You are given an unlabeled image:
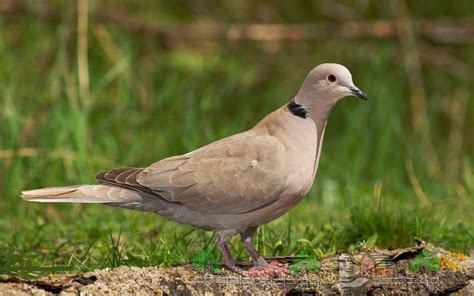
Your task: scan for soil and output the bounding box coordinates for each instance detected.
[0,243,472,295]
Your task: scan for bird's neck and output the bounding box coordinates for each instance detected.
[289,97,334,179]
[253,100,332,185]
[290,97,334,141]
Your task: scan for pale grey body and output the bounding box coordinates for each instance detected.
[22,63,367,272]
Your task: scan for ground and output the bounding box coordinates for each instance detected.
[1,243,472,295]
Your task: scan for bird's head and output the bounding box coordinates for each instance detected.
[297,63,368,103]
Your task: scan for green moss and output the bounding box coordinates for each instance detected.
[409,250,441,273]
[191,249,221,271]
[290,256,321,273]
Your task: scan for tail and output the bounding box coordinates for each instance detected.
[21,185,144,204]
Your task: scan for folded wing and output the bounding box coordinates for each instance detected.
[99,133,288,214]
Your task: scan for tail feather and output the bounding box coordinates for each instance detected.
[21,185,143,203]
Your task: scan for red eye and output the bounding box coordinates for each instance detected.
[327,74,336,82]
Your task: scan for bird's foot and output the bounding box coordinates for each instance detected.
[247,260,289,278]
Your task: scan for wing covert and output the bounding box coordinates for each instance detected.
[137,133,288,214]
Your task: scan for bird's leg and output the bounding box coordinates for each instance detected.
[240,227,268,267]
[240,227,288,278]
[217,239,237,270]
[217,233,246,275]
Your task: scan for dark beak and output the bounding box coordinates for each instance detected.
[349,86,368,101]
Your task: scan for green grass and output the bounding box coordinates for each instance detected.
[0,1,473,277]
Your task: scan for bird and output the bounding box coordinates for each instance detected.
[22,63,367,276]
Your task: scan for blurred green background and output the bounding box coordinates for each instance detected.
[0,0,472,276]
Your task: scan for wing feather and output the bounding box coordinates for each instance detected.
[95,133,288,215]
[137,133,288,214]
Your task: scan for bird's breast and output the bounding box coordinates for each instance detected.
[275,118,319,200]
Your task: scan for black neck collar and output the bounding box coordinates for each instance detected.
[288,99,307,119]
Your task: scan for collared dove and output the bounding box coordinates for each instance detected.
[22,63,367,275]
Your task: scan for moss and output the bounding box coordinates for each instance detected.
[191,249,221,271]
[409,250,441,273]
[290,257,321,273]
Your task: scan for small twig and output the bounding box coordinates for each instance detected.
[77,0,89,105]
[92,24,150,110]
[0,147,119,168]
[405,159,432,209]
[444,91,468,181]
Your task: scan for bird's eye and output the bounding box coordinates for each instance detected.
[327,74,336,83]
